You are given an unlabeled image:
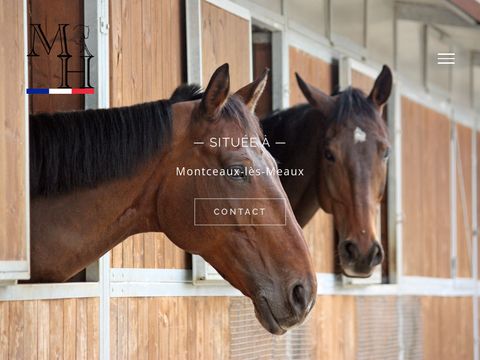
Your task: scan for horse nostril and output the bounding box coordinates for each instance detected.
[340,240,359,263]
[289,283,310,317]
[293,284,305,306]
[369,243,383,267]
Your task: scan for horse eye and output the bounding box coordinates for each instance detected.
[383,147,391,160]
[324,149,335,162]
[227,165,247,181]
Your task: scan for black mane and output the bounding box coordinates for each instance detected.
[30,85,204,198]
[30,83,257,198]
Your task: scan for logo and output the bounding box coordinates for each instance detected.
[27,23,95,95]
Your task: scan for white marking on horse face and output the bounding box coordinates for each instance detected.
[354,127,366,144]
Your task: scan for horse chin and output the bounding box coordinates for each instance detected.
[252,296,287,335]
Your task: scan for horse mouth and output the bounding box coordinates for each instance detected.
[253,296,287,335]
[342,267,373,278]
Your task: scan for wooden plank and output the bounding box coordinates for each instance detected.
[456,124,472,278]
[110,298,119,360]
[312,296,357,359]
[8,301,24,359]
[0,0,27,262]
[167,297,179,360]
[137,298,149,360]
[147,298,159,360]
[48,300,64,359]
[154,235,166,269]
[37,300,50,360]
[133,234,145,269]
[111,245,123,268]
[127,298,139,360]
[5,0,26,260]
[203,297,213,360]
[0,302,8,359]
[143,233,156,268]
[76,298,88,360]
[177,298,188,360]
[63,299,77,360]
[122,236,134,269]
[158,298,169,360]
[87,298,99,360]
[116,298,128,360]
[23,301,38,360]
[186,298,197,360]
[194,298,205,360]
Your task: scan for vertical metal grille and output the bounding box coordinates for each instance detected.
[229,297,313,359]
[356,296,399,360]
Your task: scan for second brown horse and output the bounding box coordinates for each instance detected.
[262,66,393,278]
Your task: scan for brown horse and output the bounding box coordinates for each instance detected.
[261,66,392,277]
[28,64,316,334]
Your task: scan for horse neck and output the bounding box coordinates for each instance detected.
[262,105,323,227]
[29,158,164,283]
[28,100,174,283]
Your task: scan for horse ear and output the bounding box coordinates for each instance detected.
[200,63,230,118]
[234,68,269,113]
[295,73,334,117]
[368,65,393,111]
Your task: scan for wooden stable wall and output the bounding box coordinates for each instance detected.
[288,46,336,273]
[402,97,451,277]
[110,297,229,360]
[422,296,473,360]
[0,298,99,359]
[456,124,473,278]
[310,296,356,359]
[0,1,27,263]
[201,0,251,90]
[109,0,189,269]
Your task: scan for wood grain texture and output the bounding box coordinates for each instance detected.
[402,97,451,277]
[289,47,336,273]
[0,298,99,359]
[0,0,27,261]
[109,0,189,269]
[456,124,472,278]
[201,0,251,91]
[422,296,473,360]
[110,297,230,360]
[310,295,357,359]
[289,46,332,106]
